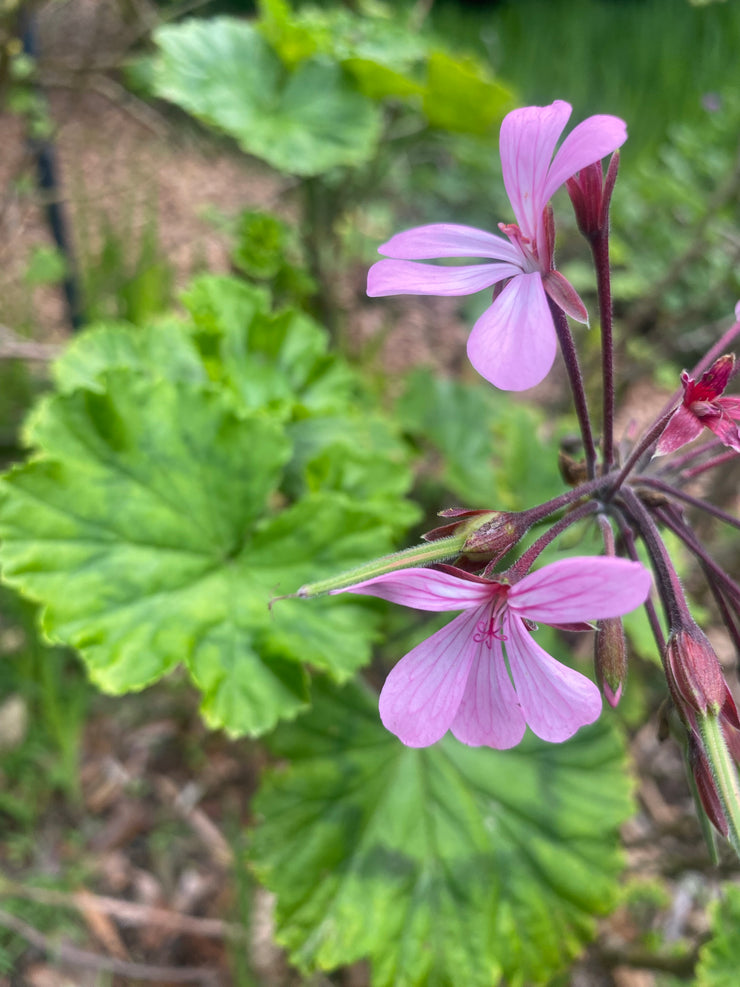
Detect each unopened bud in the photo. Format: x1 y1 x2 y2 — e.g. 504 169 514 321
565 153 619 238
664 625 727 721
688 731 729 838
422 509 498 544
461 511 531 563
594 617 628 707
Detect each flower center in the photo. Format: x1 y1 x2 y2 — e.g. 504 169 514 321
689 400 720 419
499 222 540 273
473 613 507 648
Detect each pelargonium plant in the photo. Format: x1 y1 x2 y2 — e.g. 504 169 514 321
282 100 740 855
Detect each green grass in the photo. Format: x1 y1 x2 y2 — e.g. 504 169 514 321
430 0 740 158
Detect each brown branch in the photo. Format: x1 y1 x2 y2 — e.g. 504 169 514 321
0 875 244 941
0 325 63 361
0 907 220 984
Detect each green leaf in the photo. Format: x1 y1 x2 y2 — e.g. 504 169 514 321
152 18 381 176
422 51 514 136
696 884 740 987
250 678 633 987
257 0 325 68
51 317 206 395
232 210 290 280
24 246 67 286
343 56 423 100
397 368 563 510
258 0 427 84
0 371 391 735
180 275 357 416
284 415 420 527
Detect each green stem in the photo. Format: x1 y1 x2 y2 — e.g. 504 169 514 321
287 533 469 600
697 713 740 856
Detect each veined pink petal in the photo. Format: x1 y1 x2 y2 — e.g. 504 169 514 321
542 115 628 206
500 100 572 241
331 567 495 612
718 396 740 417
379 224 524 264
466 272 556 391
378 609 480 747
654 405 705 457
508 556 652 623
504 613 602 742
451 634 526 749
705 414 740 452
367 258 518 297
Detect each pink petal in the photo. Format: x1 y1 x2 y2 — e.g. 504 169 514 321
718 396 740 417
654 405 705 456
500 100 572 241
689 354 735 401
378 609 480 747
542 114 628 205
542 270 589 324
504 614 602 742
705 413 740 452
379 224 523 264
330 567 495 612
367 258 518 297
451 635 526 749
466 272 556 391
508 556 652 623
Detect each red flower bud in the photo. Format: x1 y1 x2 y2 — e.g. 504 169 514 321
594 617 628 707
566 153 620 238
664 625 728 721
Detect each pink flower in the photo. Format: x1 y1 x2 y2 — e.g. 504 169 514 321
367 100 627 391
332 556 651 748
655 354 740 456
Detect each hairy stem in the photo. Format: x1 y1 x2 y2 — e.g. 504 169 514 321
548 298 597 479
636 476 740 532
507 500 599 577
589 230 616 473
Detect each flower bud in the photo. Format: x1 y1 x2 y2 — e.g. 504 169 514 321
422 509 498 544
664 624 727 721
688 731 729 838
461 511 531 563
594 617 628 707
565 153 619 238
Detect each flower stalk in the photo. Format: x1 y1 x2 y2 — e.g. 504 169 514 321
289 96 740 852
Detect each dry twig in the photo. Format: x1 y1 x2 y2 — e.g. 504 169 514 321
0 907 221 984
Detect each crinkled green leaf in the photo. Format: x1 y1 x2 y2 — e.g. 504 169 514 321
284 415 419 528
180 275 356 417
250 678 633 987
51 317 206 395
232 210 290 280
423 50 514 135
0 371 394 735
152 18 381 176
696 884 740 987
178 276 418 526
